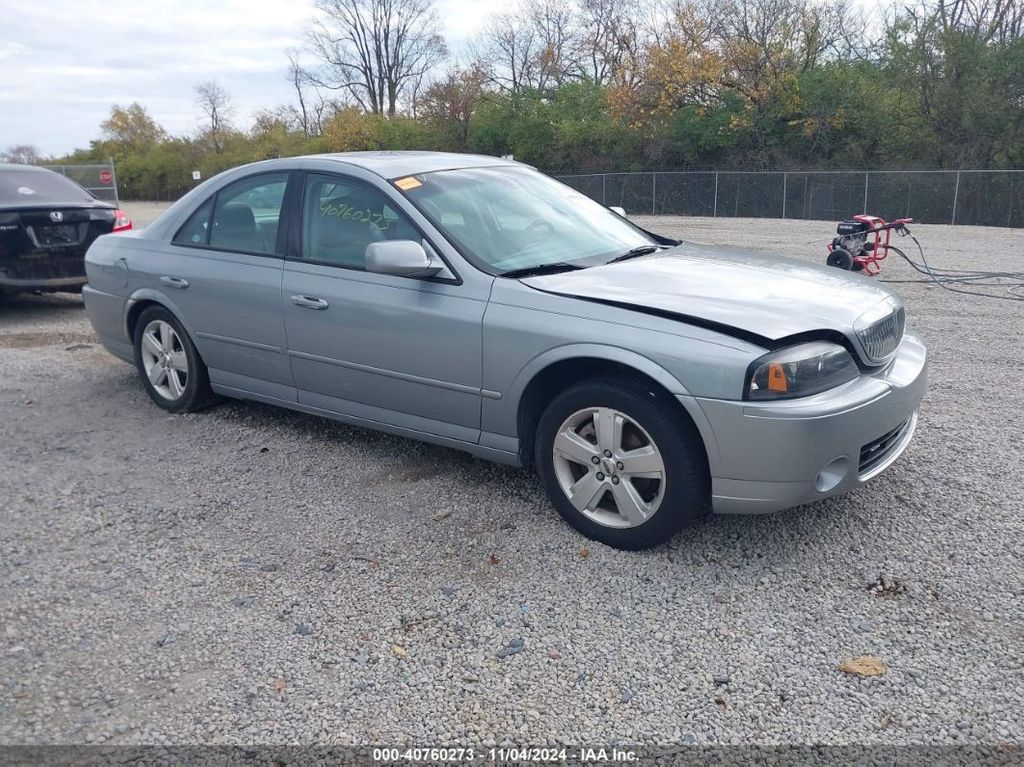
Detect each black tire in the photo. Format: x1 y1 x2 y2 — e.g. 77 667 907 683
534 375 710 550
826 248 854 270
132 305 218 413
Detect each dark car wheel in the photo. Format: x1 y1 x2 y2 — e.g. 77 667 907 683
535 376 711 550
132 305 218 413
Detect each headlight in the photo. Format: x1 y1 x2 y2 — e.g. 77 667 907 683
746 341 859 400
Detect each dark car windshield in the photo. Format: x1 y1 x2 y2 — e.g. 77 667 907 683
394 166 655 273
0 169 95 205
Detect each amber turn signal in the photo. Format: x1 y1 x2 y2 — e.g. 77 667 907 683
767 363 789 393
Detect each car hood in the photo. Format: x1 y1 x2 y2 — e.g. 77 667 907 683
521 242 900 342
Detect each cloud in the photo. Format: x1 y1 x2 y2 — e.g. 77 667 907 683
0 0 505 157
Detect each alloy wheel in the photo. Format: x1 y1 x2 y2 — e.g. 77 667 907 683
139 319 188 401
551 407 666 529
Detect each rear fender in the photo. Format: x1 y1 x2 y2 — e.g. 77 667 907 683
124 288 199 343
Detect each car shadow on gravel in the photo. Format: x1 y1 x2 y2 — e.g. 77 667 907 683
0 291 83 312
202 394 853 561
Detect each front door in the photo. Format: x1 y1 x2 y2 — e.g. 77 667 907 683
282 171 487 443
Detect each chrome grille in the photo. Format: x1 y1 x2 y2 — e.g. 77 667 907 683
857 305 905 364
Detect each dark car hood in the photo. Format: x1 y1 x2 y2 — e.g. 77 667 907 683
521 242 900 342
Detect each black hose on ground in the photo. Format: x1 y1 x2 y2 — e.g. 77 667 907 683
878 232 1024 302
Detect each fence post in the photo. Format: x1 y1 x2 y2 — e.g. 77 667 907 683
782 172 787 219
713 173 719 218
951 171 960 225
109 162 120 205
863 171 869 213
602 174 607 206
651 172 657 214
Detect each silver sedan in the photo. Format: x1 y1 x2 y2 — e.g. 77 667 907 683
83 152 926 549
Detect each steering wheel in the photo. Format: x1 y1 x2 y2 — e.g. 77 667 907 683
526 219 556 238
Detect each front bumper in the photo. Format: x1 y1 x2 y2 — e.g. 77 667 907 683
690 332 927 514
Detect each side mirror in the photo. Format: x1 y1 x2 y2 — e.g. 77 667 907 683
365 240 443 278
609 206 627 217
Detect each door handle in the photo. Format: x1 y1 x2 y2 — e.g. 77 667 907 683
290 294 329 310
160 276 189 289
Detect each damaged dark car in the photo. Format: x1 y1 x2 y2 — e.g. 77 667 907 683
0 164 131 295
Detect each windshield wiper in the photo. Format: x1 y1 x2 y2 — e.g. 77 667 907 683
498 262 585 278
605 245 666 265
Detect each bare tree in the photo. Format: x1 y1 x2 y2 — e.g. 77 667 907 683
577 0 644 84
287 49 333 136
473 0 651 92
307 0 448 116
194 80 234 151
929 0 1024 42
472 12 540 93
1 145 42 164
700 0 861 99
287 49 314 137
527 0 579 89
418 65 488 148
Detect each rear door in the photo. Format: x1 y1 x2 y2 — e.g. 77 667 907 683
281 171 488 442
140 171 296 400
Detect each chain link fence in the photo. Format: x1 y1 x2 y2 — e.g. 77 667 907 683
555 170 1024 228
42 163 119 204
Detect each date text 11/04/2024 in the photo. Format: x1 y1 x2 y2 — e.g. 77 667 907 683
371 746 638 762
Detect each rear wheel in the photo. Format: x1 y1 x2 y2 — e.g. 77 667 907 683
132 306 218 413
535 376 710 550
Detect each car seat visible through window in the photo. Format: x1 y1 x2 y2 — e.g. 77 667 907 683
212 203 264 252
308 197 385 266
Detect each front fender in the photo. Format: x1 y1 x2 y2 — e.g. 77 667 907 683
480 342 722 471
507 342 691 401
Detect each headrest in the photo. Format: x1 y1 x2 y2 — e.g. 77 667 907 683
219 203 256 231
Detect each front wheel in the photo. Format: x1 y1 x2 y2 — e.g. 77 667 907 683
133 305 218 413
535 376 710 550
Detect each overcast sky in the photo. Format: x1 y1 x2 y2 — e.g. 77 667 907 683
0 0 499 157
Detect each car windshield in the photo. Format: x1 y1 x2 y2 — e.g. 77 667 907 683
394 166 656 273
0 169 95 205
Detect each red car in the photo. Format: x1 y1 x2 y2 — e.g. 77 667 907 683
0 164 131 295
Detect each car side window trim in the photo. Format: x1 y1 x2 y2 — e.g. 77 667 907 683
171 196 215 247
288 170 461 285
170 171 296 260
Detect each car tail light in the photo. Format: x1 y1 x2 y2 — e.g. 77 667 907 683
112 209 132 232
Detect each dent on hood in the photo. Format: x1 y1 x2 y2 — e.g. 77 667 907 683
521 242 899 344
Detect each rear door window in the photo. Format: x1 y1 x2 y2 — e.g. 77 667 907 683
173 199 214 245
195 173 289 255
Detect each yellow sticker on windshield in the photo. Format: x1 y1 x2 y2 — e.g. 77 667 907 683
394 176 422 191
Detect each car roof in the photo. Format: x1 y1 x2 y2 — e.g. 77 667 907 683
306 151 520 179
0 164 55 173
142 151 527 240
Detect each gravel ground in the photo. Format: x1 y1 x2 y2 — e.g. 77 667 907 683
1 206 1022 748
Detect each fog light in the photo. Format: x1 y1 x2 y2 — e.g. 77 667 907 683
815 457 850 493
